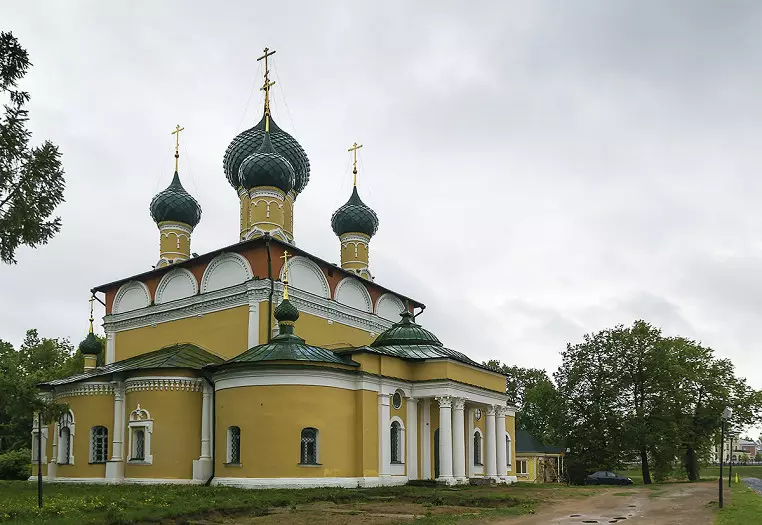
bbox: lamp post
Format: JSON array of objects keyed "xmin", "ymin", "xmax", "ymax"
[{"xmin": 719, "ymin": 407, "xmax": 732, "ymax": 509}]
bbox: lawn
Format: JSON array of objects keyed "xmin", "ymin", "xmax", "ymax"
[
  {"xmin": 715, "ymin": 482, "xmax": 762, "ymax": 524},
  {"xmin": 619, "ymin": 464, "xmax": 762, "ymax": 485},
  {"xmin": 0, "ymin": 481, "xmax": 549, "ymax": 525}
]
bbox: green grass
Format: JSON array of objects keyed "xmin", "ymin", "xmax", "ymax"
[
  {"xmin": 0, "ymin": 481, "xmax": 539, "ymax": 525},
  {"xmin": 715, "ymin": 483, "xmax": 762, "ymax": 524},
  {"xmin": 618, "ymin": 465, "xmax": 762, "ymax": 486}
]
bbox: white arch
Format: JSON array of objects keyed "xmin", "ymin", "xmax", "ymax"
[
  {"xmin": 155, "ymin": 267, "xmax": 198, "ymax": 304},
  {"xmin": 113, "ymin": 281, "xmax": 151, "ymax": 314},
  {"xmin": 375, "ymin": 293, "xmax": 406, "ymax": 322},
  {"xmin": 280, "ymin": 255, "xmax": 330, "ymax": 298},
  {"xmin": 334, "ymin": 277, "xmax": 372, "ymax": 312},
  {"xmin": 201, "ymin": 252, "xmax": 253, "ymax": 293}
]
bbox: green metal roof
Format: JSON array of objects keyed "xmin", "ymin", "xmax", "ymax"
[
  {"xmin": 515, "ymin": 429, "xmax": 563, "ymax": 454},
  {"xmin": 331, "ymin": 186, "xmax": 379, "ymax": 237},
  {"xmin": 149, "ymin": 171, "xmax": 202, "ymax": 227},
  {"xmin": 41, "ymin": 344, "xmax": 224, "ymax": 387},
  {"xmin": 225, "ymin": 333, "xmax": 358, "ymax": 367}
]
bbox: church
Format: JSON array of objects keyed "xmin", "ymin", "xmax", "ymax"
[{"xmin": 30, "ymin": 49, "xmax": 517, "ymax": 488}]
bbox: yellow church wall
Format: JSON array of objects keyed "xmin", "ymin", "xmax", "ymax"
[
  {"xmin": 114, "ymin": 306, "xmax": 247, "ymax": 361},
  {"xmin": 123, "ymin": 389, "xmax": 202, "ymax": 480},
  {"xmin": 351, "ymin": 353, "xmax": 381, "ymax": 374},
  {"xmin": 283, "ymin": 311, "xmax": 376, "ymax": 349},
  {"xmin": 54, "ymin": 394, "xmax": 113, "ymax": 479},
  {"xmin": 355, "ymin": 389, "xmax": 379, "ymax": 477},
  {"xmin": 215, "ymin": 385, "xmax": 358, "ymax": 478},
  {"xmin": 412, "ymin": 361, "xmax": 505, "ymax": 392},
  {"xmin": 158, "ymin": 222, "xmax": 191, "ymax": 262},
  {"xmin": 429, "ymin": 400, "xmax": 440, "ymax": 479},
  {"xmin": 380, "ymin": 357, "xmax": 414, "ymax": 381}
]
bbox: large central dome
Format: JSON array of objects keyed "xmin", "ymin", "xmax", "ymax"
[{"xmin": 223, "ymin": 111, "xmax": 310, "ymax": 195}]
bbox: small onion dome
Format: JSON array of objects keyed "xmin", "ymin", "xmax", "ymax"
[
  {"xmin": 238, "ymin": 132, "xmax": 295, "ymax": 193},
  {"xmin": 149, "ymin": 171, "xmax": 202, "ymax": 228},
  {"xmin": 78, "ymin": 332, "xmax": 102, "ymax": 356},
  {"xmin": 371, "ymin": 311, "xmax": 442, "ymax": 347},
  {"xmin": 274, "ymin": 297, "xmax": 300, "ymax": 324},
  {"xmin": 224, "ymin": 111, "xmax": 310, "ymax": 195},
  {"xmin": 330, "ymin": 187, "xmax": 379, "ymax": 237}
]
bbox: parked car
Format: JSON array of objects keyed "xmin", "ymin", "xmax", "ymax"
[{"xmin": 585, "ymin": 471, "xmax": 634, "ymax": 485}]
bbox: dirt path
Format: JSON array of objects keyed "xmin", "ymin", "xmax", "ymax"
[{"xmin": 495, "ymin": 482, "xmax": 718, "ymax": 525}]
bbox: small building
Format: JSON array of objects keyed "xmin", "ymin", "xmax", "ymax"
[{"xmin": 514, "ymin": 430, "xmax": 564, "ymax": 483}]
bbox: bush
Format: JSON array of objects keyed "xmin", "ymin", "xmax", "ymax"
[{"xmin": 0, "ymin": 449, "xmax": 32, "ymax": 480}]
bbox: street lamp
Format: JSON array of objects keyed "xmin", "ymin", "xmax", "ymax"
[{"xmin": 719, "ymin": 407, "xmax": 732, "ymax": 509}]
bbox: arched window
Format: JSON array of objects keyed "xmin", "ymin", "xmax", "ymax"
[
  {"xmin": 90, "ymin": 426, "xmax": 109, "ymax": 463},
  {"xmin": 506, "ymin": 434, "xmax": 512, "ymax": 468},
  {"xmin": 300, "ymin": 428, "xmax": 318, "ymax": 465},
  {"xmin": 227, "ymin": 426, "xmax": 241, "ymax": 464},
  {"xmin": 57, "ymin": 410, "xmax": 75, "ymax": 465},
  {"xmin": 128, "ymin": 404, "xmax": 153, "ymax": 464},
  {"xmin": 474, "ymin": 429, "xmax": 483, "ymax": 466},
  {"xmin": 389, "ymin": 417, "xmax": 405, "ymax": 469},
  {"xmin": 391, "ymin": 421, "xmax": 402, "ymax": 463}
]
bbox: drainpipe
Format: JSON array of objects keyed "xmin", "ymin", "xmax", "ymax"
[
  {"xmin": 413, "ymin": 304, "xmax": 426, "ymax": 322},
  {"xmin": 203, "ymin": 373, "xmax": 215, "ymax": 487},
  {"xmin": 265, "ymin": 233, "xmax": 273, "ymax": 343}
]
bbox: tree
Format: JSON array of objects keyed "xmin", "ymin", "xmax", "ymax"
[{"xmin": 0, "ymin": 31, "xmax": 65, "ymax": 264}]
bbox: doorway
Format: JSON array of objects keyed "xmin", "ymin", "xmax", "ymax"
[{"xmin": 434, "ymin": 429, "xmax": 440, "ymax": 479}]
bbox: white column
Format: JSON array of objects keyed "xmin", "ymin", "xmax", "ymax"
[
  {"xmin": 247, "ymin": 302, "xmax": 259, "ymax": 348},
  {"xmin": 106, "ymin": 381, "xmax": 125, "ymax": 479},
  {"xmin": 193, "ymin": 380, "xmax": 214, "ymax": 480},
  {"xmin": 452, "ymin": 397, "xmax": 467, "ymax": 483},
  {"xmin": 406, "ymin": 397, "xmax": 418, "ymax": 480},
  {"xmin": 105, "ymin": 331, "xmax": 115, "ymax": 364},
  {"xmin": 421, "ymin": 398, "xmax": 431, "ymax": 479},
  {"xmin": 485, "ymin": 405, "xmax": 498, "ymax": 479},
  {"xmin": 436, "ymin": 396, "xmax": 455, "ymax": 484},
  {"xmin": 496, "ymin": 406, "xmax": 508, "ymax": 482},
  {"xmin": 378, "ymin": 393, "xmax": 391, "ymax": 479}
]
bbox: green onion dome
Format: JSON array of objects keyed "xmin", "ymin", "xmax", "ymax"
[
  {"xmin": 149, "ymin": 172, "xmax": 202, "ymax": 228},
  {"xmin": 330, "ymin": 187, "xmax": 379, "ymax": 237},
  {"xmin": 78, "ymin": 332, "xmax": 102, "ymax": 356},
  {"xmin": 224, "ymin": 111, "xmax": 310, "ymax": 195},
  {"xmin": 274, "ymin": 297, "xmax": 300, "ymax": 324},
  {"xmin": 238, "ymin": 132, "xmax": 295, "ymax": 193},
  {"xmin": 371, "ymin": 311, "xmax": 442, "ymax": 347}
]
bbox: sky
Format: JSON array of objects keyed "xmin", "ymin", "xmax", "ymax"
[{"xmin": 3, "ymin": 1, "xmax": 762, "ymax": 426}]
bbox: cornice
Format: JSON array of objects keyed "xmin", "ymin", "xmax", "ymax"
[
  {"xmin": 124, "ymin": 377, "xmax": 203, "ymax": 393},
  {"xmin": 55, "ymin": 382, "xmax": 114, "ymax": 398}
]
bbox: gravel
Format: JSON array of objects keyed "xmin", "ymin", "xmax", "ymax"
[{"xmin": 742, "ymin": 477, "xmax": 762, "ymax": 495}]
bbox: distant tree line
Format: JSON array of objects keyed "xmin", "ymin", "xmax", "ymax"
[{"xmin": 487, "ymin": 320, "xmax": 762, "ymax": 484}]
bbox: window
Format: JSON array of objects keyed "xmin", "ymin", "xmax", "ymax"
[
  {"xmin": 90, "ymin": 426, "xmax": 109, "ymax": 463},
  {"xmin": 57, "ymin": 410, "xmax": 75, "ymax": 465},
  {"xmin": 128, "ymin": 404, "xmax": 153, "ymax": 464},
  {"xmin": 300, "ymin": 427, "xmax": 318, "ymax": 465},
  {"xmin": 391, "ymin": 421, "xmax": 402, "ymax": 463},
  {"xmin": 31, "ymin": 433, "xmax": 40, "ymax": 462},
  {"xmin": 473, "ymin": 430, "xmax": 483, "ymax": 466},
  {"xmin": 517, "ymin": 459, "xmax": 528, "ymax": 475},
  {"xmin": 506, "ymin": 435, "xmax": 512, "ymax": 467},
  {"xmin": 392, "ymin": 391, "xmax": 403, "ymax": 409},
  {"xmin": 227, "ymin": 426, "xmax": 241, "ymax": 464}
]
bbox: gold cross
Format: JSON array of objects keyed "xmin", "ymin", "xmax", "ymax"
[
  {"xmin": 88, "ymin": 295, "xmax": 95, "ymax": 333},
  {"xmin": 280, "ymin": 250, "xmax": 290, "ymax": 299},
  {"xmin": 348, "ymin": 142, "xmax": 363, "ymax": 186},
  {"xmin": 171, "ymin": 124, "xmax": 184, "ymax": 172},
  {"xmin": 257, "ymin": 47, "xmax": 277, "ymax": 131}
]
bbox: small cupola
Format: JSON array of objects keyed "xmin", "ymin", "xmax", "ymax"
[{"xmin": 78, "ymin": 296, "xmax": 103, "ymax": 371}]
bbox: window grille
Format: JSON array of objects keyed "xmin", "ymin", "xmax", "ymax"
[
  {"xmin": 59, "ymin": 427, "xmax": 71, "ymax": 464},
  {"xmin": 91, "ymin": 426, "xmax": 109, "ymax": 463},
  {"xmin": 133, "ymin": 429, "xmax": 145, "ymax": 460},
  {"xmin": 229, "ymin": 426, "xmax": 241, "ymax": 464},
  {"xmin": 474, "ymin": 432, "xmax": 482, "ymax": 465},
  {"xmin": 300, "ymin": 428, "xmax": 317, "ymax": 464},
  {"xmin": 390, "ymin": 421, "xmax": 402, "ymax": 463}
]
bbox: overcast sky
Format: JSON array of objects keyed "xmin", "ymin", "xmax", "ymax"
[{"xmin": 3, "ymin": 1, "xmax": 762, "ymax": 423}]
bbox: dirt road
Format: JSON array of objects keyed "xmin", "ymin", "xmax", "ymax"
[{"xmin": 497, "ymin": 482, "xmax": 718, "ymax": 525}]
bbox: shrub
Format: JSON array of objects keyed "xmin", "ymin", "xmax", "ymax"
[{"xmin": 0, "ymin": 449, "xmax": 31, "ymax": 480}]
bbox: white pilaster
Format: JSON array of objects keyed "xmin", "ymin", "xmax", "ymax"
[
  {"xmin": 247, "ymin": 302, "xmax": 259, "ymax": 348},
  {"xmin": 48, "ymin": 422, "xmax": 58, "ymax": 479},
  {"xmin": 452, "ymin": 397, "xmax": 467, "ymax": 483},
  {"xmin": 406, "ymin": 397, "xmax": 418, "ymax": 480},
  {"xmin": 436, "ymin": 396, "xmax": 455, "ymax": 484},
  {"xmin": 193, "ymin": 380, "xmax": 213, "ymax": 481},
  {"xmin": 105, "ymin": 331, "xmax": 115, "ymax": 364},
  {"xmin": 421, "ymin": 398, "xmax": 431, "ymax": 479},
  {"xmin": 106, "ymin": 381, "xmax": 125, "ymax": 480},
  {"xmin": 496, "ymin": 406, "xmax": 508, "ymax": 482},
  {"xmin": 467, "ymin": 408, "xmax": 475, "ymax": 478},
  {"xmin": 378, "ymin": 393, "xmax": 391, "ymax": 478},
  {"xmin": 485, "ymin": 405, "xmax": 498, "ymax": 480}
]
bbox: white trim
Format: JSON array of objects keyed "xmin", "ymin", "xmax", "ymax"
[
  {"xmin": 212, "ymin": 476, "xmax": 409, "ymax": 489},
  {"xmin": 155, "ymin": 267, "xmax": 198, "ymax": 304},
  {"xmin": 389, "ymin": 416, "xmax": 405, "ymax": 475},
  {"xmin": 200, "ymin": 252, "xmax": 253, "ymax": 294},
  {"xmin": 113, "ymin": 281, "xmax": 151, "ymax": 314},
  {"xmin": 421, "ymin": 399, "xmax": 431, "ymax": 479},
  {"xmin": 55, "ymin": 382, "xmax": 114, "ymax": 398},
  {"xmin": 31, "ymin": 426, "xmax": 48, "ymax": 464},
  {"xmin": 334, "ymin": 277, "xmax": 373, "ymax": 313},
  {"xmin": 280, "ymin": 255, "xmax": 331, "ymax": 299},
  {"xmin": 127, "ymin": 404, "xmax": 153, "ymax": 464},
  {"xmin": 105, "ymin": 331, "xmax": 115, "ymax": 364},
  {"xmin": 473, "ymin": 428, "xmax": 484, "ymax": 468},
  {"xmin": 124, "ymin": 377, "xmax": 202, "ymax": 393},
  {"xmin": 374, "ymin": 293, "xmax": 406, "ymax": 321},
  {"xmin": 57, "ymin": 410, "xmax": 75, "ymax": 465},
  {"xmin": 247, "ymin": 301, "xmax": 260, "ymax": 348}
]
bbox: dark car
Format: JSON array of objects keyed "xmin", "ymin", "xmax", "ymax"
[{"xmin": 584, "ymin": 471, "xmax": 633, "ymax": 485}]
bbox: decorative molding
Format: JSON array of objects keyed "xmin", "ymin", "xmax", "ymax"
[
  {"xmin": 155, "ymin": 267, "xmax": 198, "ymax": 304},
  {"xmin": 55, "ymin": 382, "xmax": 114, "ymax": 398},
  {"xmin": 113, "ymin": 281, "xmax": 151, "ymax": 314},
  {"xmin": 159, "ymin": 222, "xmax": 193, "ymax": 236},
  {"xmin": 125, "ymin": 377, "xmax": 202, "ymax": 393},
  {"xmin": 200, "ymin": 252, "xmax": 253, "ymax": 294},
  {"xmin": 452, "ymin": 397, "xmax": 466, "ymax": 410},
  {"xmin": 435, "ymin": 395, "xmax": 453, "ymax": 408},
  {"xmin": 280, "ymin": 255, "xmax": 331, "ymax": 299},
  {"xmin": 375, "ymin": 293, "xmax": 406, "ymax": 322},
  {"xmin": 334, "ymin": 277, "xmax": 373, "ymax": 313},
  {"xmin": 486, "ymin": 405, "xmax": 497, "ymax": 416}
]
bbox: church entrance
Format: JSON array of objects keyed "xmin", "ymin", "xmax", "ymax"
[{"xmin": 434, "ymin": 429, "xmax": 440, "ymax": 479}]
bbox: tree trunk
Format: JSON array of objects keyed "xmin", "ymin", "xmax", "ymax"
[
  {"xmin": 640, "ymin": 446, "xmax": 652, "ymax": 484},
  {"xmin": 684, "ymin": 446, "xmax": 699, "ymax": 481}
]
